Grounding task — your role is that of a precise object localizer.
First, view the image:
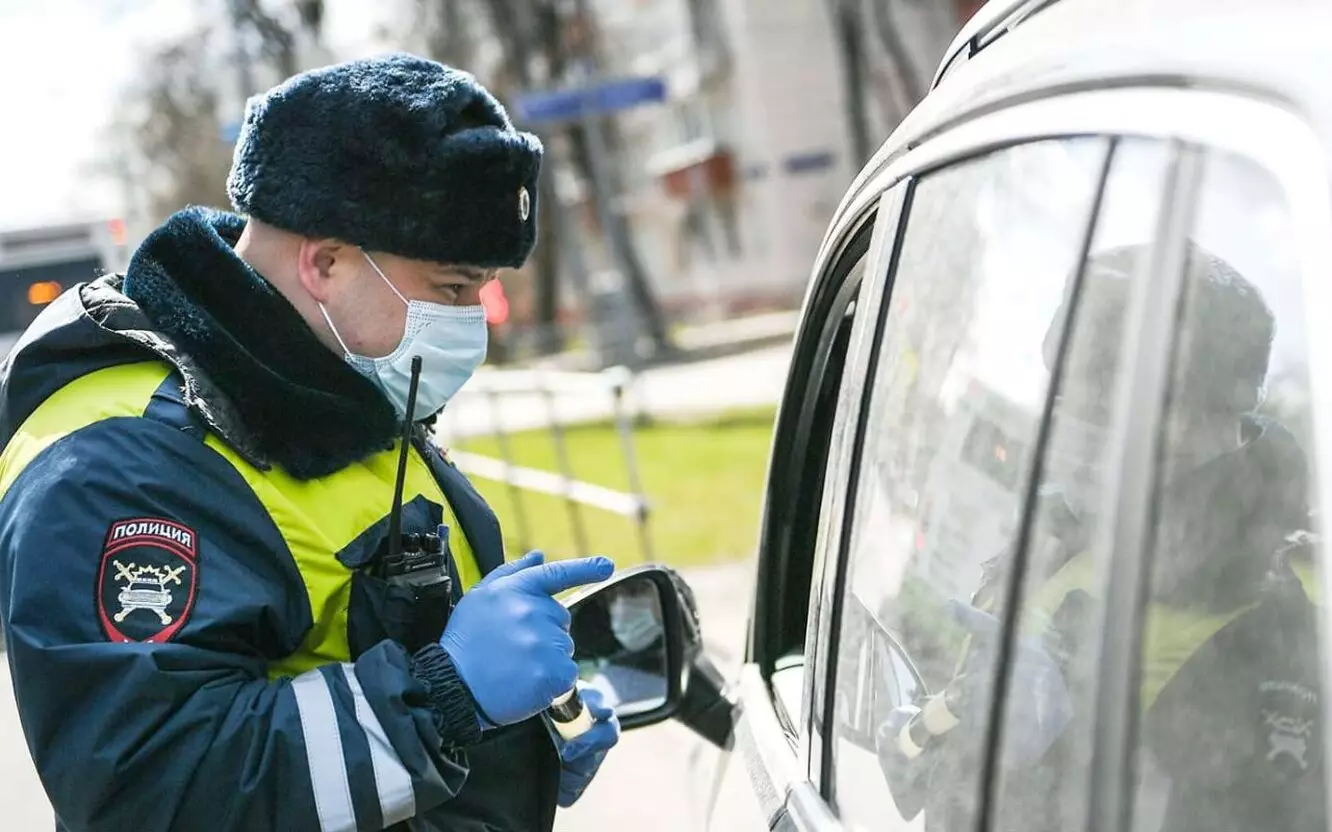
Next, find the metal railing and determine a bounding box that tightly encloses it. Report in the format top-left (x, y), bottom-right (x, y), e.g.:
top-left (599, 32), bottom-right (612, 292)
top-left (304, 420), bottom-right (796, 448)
top-left (439, 365), bottom-right (654, 563)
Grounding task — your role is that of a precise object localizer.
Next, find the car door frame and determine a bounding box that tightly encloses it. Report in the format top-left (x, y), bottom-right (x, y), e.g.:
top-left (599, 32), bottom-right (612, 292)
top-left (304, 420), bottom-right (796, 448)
top-left (719, 185), bottom-right (884, 825)
top-left (791, 83), bottom-right (1332, 830)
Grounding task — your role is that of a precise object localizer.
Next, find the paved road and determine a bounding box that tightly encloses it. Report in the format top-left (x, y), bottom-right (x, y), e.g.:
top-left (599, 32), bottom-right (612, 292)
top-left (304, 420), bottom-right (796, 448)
top-left (554, 560), bottom-right (753, 832)
top-left (0, 657), bottom-right (47, 829)
top-left (0, 561), bottom-right (755, 830)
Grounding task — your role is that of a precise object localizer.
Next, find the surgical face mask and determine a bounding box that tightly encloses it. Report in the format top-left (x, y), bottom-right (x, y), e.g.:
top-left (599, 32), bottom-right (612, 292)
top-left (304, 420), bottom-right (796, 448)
top-left (609, 590), bottom-right (663, 653)
top-left (1043, 410), bottom-right (1110, 518)
top-left (319, 251), bottom-right (487, 420)
top-left (1045, 405), bottom-right (1241, 526)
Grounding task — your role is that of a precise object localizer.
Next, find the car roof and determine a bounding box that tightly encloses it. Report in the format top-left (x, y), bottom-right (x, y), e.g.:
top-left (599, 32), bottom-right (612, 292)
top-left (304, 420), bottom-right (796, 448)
top-left (836, 0), bottom-right (1332, 227)
top-left (930, 0), bottom-right (1055, 89)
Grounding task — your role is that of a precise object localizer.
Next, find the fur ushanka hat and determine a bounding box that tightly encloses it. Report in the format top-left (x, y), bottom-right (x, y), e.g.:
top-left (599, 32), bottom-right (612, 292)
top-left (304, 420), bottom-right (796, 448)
top-left (226, 53), bottom-right (542, 269)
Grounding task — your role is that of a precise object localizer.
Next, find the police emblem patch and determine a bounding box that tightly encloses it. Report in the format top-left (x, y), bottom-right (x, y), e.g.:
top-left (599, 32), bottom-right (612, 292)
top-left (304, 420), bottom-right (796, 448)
top-left (96, 517), bottom-right (199, 643)
top-left (1259, 679), bottom-right (1320, 777)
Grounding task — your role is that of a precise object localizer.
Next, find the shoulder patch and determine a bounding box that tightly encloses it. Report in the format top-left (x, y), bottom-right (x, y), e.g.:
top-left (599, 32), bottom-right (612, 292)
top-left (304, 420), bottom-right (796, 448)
top-left (96, 517), bottom-right (199, 643)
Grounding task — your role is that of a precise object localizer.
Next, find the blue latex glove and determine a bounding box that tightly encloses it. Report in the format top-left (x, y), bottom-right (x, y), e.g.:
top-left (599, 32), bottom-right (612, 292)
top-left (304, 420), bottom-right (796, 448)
top-left (440, 552), bottom-right (615, 728)
top-left (555, 685), bottom-right (621, 807)
top-left (947, 600), bottom-right (1072, 766)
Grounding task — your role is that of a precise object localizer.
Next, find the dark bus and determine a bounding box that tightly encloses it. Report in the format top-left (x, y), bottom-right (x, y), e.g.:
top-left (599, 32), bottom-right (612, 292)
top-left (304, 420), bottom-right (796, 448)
top-left (0, 219), bottom-right (129, 353)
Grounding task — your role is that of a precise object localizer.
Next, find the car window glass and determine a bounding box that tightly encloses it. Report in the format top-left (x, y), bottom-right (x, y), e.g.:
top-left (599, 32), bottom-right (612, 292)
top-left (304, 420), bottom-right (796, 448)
top-left (827, 137), bottom-right (1109, 830)
top-left (988, 138), bottom-right (1172, 831)
top-left (1128, 149), bottom-right (1326, 831)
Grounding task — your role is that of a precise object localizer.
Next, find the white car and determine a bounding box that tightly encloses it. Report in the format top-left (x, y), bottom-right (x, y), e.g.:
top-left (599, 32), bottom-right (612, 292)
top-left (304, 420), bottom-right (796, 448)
top-left (571, 0), bottom-right (1332, 829)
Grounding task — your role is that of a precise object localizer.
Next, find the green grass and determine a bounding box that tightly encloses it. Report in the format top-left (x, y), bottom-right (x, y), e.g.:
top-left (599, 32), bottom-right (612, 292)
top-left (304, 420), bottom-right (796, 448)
top-left (454, 407), bottom-right (777, 569)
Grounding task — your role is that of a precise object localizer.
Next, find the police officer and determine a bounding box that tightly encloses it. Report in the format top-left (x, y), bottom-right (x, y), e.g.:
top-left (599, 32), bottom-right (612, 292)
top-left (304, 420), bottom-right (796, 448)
top-left (0, 54), bottom-right (621, 831)
top-left (877, 243), bottom-right (1323, 831)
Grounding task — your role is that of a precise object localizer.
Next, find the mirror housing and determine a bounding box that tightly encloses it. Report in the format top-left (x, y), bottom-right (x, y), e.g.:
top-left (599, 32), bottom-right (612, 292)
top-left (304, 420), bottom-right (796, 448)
top-left (564, 563), bottom-right (738, 745)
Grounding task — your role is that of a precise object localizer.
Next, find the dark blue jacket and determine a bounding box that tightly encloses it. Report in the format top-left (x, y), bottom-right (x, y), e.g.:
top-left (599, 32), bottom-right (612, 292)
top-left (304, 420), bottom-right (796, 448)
top-left (0, 208), bottom-right (559, 831)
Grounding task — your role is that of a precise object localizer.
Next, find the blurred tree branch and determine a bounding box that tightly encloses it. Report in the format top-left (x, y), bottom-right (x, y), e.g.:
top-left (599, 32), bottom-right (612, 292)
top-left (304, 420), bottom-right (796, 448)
top-left (682, 0), bottom-right (731, 80)
top-left (418, 0), bottom-right (475, 69)
top-left (106, 1), bottom-right (324, 226)
top-left (566, 0), bottom-right (672, 354)
top-left (229, 0), bottom-right (324, 80)
top-left (415, 0), bottom-right (558, 357)
top-left (829, 0), bottom-right (976, 165)
top-left (830, 0), bottom-right (872, 165)
top-left (115, 29), bottom-right (234, 220)
top-left (415, 0), bottom-right (673, 359)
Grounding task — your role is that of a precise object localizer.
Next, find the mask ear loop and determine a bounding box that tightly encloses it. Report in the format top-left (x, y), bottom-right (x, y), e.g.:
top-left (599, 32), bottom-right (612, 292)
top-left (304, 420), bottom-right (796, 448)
top-left (1253, 382), bottom-right (1269, 411)
top-left (361, 249), bottom-right (411, 306)
top-left (318, 303), bottom-right (356, 356)
top-left (360, 249), bottom-right (433, 369)
top-left (319, 250), bottom-right (412, 358)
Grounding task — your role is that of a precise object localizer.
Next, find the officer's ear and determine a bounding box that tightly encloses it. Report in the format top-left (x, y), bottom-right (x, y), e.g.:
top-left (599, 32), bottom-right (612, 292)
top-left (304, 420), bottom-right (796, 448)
top-left (296, 237), bottom-right (350, 303)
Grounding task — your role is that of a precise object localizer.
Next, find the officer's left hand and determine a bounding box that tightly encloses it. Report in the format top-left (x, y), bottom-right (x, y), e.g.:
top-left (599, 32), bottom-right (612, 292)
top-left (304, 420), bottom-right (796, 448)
top-left (556, 685), bottom-right (621, 807)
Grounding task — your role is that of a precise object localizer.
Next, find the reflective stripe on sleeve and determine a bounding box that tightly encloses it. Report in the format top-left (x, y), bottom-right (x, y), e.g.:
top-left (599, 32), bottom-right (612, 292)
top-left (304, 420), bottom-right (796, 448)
top-left (291, 670), bottom-right (357, 832)
top-left (341, 663), bottom-right (417, 825)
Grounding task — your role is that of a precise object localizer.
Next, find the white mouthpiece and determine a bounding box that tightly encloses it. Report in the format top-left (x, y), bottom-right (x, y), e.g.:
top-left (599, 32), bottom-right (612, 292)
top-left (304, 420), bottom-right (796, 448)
top-left (549, 688), bottom-right (596, 740)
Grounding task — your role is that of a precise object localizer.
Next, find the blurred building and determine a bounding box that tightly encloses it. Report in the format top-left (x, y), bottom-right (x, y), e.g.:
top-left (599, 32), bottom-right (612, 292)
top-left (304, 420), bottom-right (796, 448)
top-left (597, 0), bottom-right (851, 318)
top-left (592, 0), bottom-right (968, 318)
top-left (109, 0), bottom-right (973, 330)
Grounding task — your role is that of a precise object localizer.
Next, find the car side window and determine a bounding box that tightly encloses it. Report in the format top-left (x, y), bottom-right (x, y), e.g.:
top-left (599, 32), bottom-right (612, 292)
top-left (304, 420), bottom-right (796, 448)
top-left (988, 138), bottom-right (1173, 830)
top-left (1127, 149), bottom-right (1326, 831)
top-left (826, 137), bottom-right (1110, 829)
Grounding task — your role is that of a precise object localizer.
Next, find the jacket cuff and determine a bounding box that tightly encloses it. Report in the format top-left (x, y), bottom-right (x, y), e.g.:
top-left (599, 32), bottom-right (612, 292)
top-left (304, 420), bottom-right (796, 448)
top-left (410, 643), bottom-right (483, 748)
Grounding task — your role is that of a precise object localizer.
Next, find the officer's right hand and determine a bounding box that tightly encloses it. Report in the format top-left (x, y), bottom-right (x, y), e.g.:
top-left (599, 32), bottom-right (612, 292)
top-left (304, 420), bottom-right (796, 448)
top-left (439, 551), bottom-right (615, 728)
top-left (947, 600), bottom-right (1071, 765)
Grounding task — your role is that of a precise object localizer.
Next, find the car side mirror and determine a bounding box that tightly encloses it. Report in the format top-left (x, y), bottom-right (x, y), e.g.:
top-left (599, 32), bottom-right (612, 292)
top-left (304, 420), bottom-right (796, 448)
top-left (564, 563), bottom-right (737, 746)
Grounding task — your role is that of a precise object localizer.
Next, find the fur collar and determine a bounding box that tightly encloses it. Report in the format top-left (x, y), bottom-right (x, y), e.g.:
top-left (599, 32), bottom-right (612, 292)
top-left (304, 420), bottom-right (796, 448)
top-left (120, 206), bottom-right (399, 479)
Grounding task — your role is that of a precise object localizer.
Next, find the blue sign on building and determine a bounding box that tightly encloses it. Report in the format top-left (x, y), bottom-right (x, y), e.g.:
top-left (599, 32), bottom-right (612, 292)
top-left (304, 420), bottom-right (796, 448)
top-left (514, 76), bottom-right (667, 125)
top-left (219, 121), bottom-right (243, 145)
top-left (783, 150), bottom-right (836, 175)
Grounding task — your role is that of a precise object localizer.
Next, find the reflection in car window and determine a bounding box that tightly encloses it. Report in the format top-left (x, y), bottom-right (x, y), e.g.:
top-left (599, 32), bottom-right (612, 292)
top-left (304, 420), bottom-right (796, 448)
top-left (959, 416), bottom-right (1027, 492)
top-left (827, 138), bottom-right (1108, 830)
top-left (1127, 150), bottom-right (1326, 831)
top-left (988, 138), bottom-right (1172, 832)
